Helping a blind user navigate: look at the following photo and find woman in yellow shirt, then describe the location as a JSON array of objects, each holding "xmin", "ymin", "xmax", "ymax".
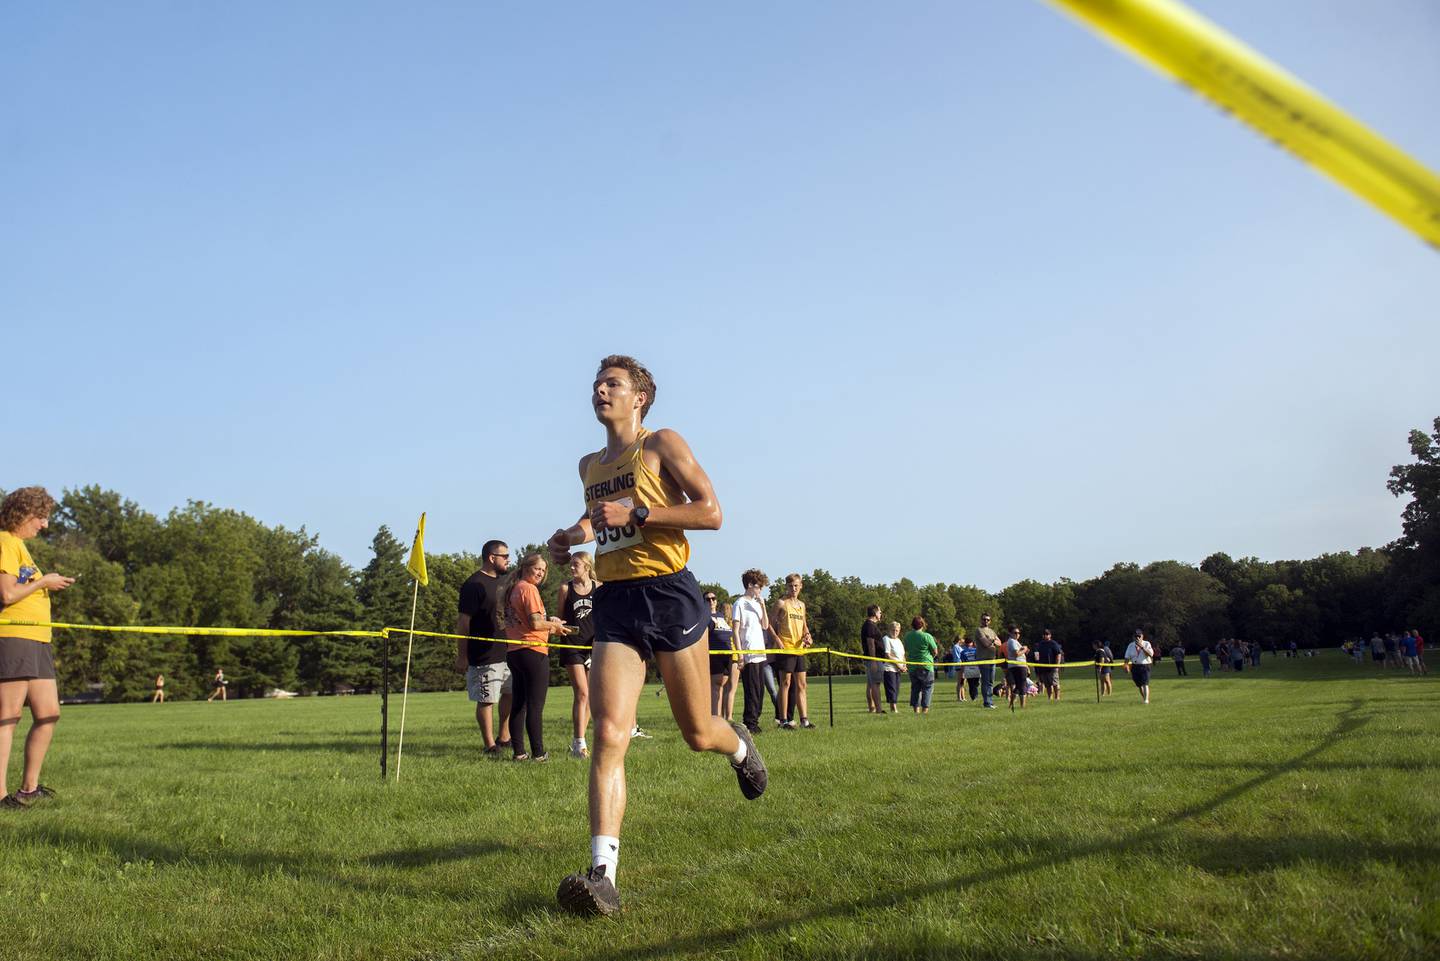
[{"xmin": 0, "ymin": 487, "xmax": 75, "ymax": 808}]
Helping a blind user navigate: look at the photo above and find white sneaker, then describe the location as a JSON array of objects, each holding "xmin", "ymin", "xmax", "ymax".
[
  {"xmin": 569, "ymin": 740, "xmax": 589, "ymax": 759},
  {"xmin": 630, "ymin": 726, "xmax": 652, "ymax": 739}
]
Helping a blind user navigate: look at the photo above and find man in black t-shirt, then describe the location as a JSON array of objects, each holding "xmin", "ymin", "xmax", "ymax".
[
  {"xmin": 860, "ymin": 605, "xmax": 885, "ymax": 714},
  {"xmin": 455, "ymin": 539, "xmax": 513, "ymax": 753},
  {"xmin": 1034, "ymin": 629, "xmax": 1064, "ymax": 701}
]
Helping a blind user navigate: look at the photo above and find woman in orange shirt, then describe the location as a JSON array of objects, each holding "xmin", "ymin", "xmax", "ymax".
[{"xmin": 503, "ymin": 553, "xmax": 574, "ymax": 761}]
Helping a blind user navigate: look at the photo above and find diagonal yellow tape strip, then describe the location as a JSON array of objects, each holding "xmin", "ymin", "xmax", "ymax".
[
  {"xmin": 0, "ymin": 619, "xmax": 1125, "ymax": 670},
  {"xmin": 0, "ymin": 619, "xmax": 383, "ymax": 638},
  {"xmin": 1046, "ymin": 0, "xmax": 1440, "ymax": 247},
  {"xmin": 830, "ymin": 650, "xmax": 1109, "ymax": 669},
  {"xmin": 0, "ymin": 619, "xmax": 829, "ymax": 656}
]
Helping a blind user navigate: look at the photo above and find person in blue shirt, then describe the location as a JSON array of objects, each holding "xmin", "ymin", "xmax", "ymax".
[
  {"xmin": 948, "ymin": 636, "xmax": 966, "ymax": 700},
  {"xmin": 1198, "ymin": 646, "xmax": 1212, "ymax": 678},
  {"xmin": 1400, "ymin": 632, "xmax": 1420, "ymax": 673},
  {"xmin": 958, "ymin": 638, "xmax": 980, "ymax": 702}
]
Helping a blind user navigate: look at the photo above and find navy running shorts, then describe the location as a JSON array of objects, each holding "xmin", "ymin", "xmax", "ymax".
[{"xmin": 591, "ymin": 568, "xmax": 708, "ymax": 661}]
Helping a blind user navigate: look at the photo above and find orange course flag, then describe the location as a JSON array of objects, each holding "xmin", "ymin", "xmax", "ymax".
[
  {"xmin": 406, "ymin": 513, "xmax": 428, "ymax": 587},
  {"xmin": 1045, "ymin": 0, "xmax": 1440, "ymax": 248}
]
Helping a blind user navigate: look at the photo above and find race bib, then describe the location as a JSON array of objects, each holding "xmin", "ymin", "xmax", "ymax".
[{"xmin": 594, "ymin": 497, "xmax": 646, "ymax": 556}]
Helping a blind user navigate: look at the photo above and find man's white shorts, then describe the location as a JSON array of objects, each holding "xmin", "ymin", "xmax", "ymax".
[{"xmin": 466, "ymin": 663, "xmax": 512, "ymax": 703}]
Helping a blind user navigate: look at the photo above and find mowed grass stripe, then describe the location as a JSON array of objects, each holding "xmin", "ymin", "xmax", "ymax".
[{"xmin": 0, "ymin": 653, "xmax": 1435, "ymax": 960}]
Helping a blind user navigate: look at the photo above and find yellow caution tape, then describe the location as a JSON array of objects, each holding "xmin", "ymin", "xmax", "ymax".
[
  {"xmin": 0, "ymin": 619, "xmax": 382, "ymax": 638},
  {"xmin": 401, "ymin": 627, "xmax": 590, "ymax": 653},
  {"xmin": 0, "ymin": 619, "xmax": 1120, "ymax": 672},
  {"xmin": 0, "ymin": 619, "xmax": 832, "ymax": 657},
  {"xmin": 830, "ymin": 650, "xmax": 1111, "ymax": 669},
  {"xmin": 1047, "ymin": 0, "xmax": 1440, "ymax": 247}
]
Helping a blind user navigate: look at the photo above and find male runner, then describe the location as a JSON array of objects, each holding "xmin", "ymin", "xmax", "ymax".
[
  {"xmin": 548, "ymin": 355, "xmax": 767, "ymax": 917},
  {"xmin": 454, "ymin": 540, "xmax": 513, "ymax": 753},
  {"xmin": 771, "ymin": 574, "xmax": 815, "ymax": 729}
]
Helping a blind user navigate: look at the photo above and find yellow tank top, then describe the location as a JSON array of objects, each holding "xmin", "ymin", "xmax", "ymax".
[
  {"xmin": 583, "ymin": 429, "xmax": 690, "ymax": 582},
  {"xmin": 0, "ymin": 531, "xmax": 51, "ymax": 643},
  {"xmin": 774, "ymin": 598, "xmax": 807, "ymax": 647}
]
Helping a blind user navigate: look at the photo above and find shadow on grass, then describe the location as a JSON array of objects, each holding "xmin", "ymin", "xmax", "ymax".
[
  {"xmin": 575, "ymin": 699, "xmax": 1399, "ymax": 960},
  {"xmin": 1050, "ymin": 758, "xmax": 1436, "ymax": 777},
  {"xmin": 804, "ymin": 930, "xmax": 1365, "ymax": 961},
  {"xmin": 155, "ymin": 737, "xmax": 476, "ymax": 760},
  {"xmin": 7, "ymin": 822, "xmax": 511, "ymax": 899}
]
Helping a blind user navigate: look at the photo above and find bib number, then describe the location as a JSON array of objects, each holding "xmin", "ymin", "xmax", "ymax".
[{"xmin": 594, "ymin": 497, "xmax": 646, "ymax": 556}]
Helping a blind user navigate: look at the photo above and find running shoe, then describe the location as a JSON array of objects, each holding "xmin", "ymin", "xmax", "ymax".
[
  {"xmin": 557, "ymin": 865, "xmax": 621, "ymax": 917},
  {"xmin": 569, "ymin": 741, "xmax": 590, "ymax": 759},
  {"xmin": 781, "ymin": 720, "xmax": 798, "ymax": 730},
  {"xmin": 532, "ymin": 753, "xmax": 549, "ymax": 763},
  {"xmin": 1, "ymin": 793, "xmax": 30, "ymax": 810},
  {"xmin": 799, "ymin": 719, "xmax": 817, "ymax": 730},
  {"xmin": 630, "ymin": 726, "xmax": 652, "ymax": 739},
  {"xmin": 482, "ymin": 744, "xmax": 502, "ymax": 756},
  {"xmin": 15, "ymin": 785, "xmax": 54, "ymax": 804},
  {"xmin": 728, "ymin": 722, "xmax": 768, "ymax": 800}
]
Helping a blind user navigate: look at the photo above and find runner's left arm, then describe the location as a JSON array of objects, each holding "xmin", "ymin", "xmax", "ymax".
[{"xmin": 617, "ymin": 427, "xmax": 722, "ymax": 531}]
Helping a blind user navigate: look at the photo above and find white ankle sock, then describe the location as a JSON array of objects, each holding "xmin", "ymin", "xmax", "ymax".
[
  {"xmin": 591, "ymin": 835, "xmax": 620, "ymax": 880},
  {"xmin": 729, "ymin": 738, "xmax": 747, "ymax": 765}
]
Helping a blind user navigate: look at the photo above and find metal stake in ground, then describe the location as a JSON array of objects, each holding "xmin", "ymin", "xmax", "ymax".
[
  {"xmin": 381, "ymin": 630, "xmax": 391, "ymax": 782},
  {"xmin": 827, "ymin": 647, "xmax": 834, "ymax": 727},
  {"xmin": 1095, "ymin": 662, "xmax": 1101, "ymax": 704}
]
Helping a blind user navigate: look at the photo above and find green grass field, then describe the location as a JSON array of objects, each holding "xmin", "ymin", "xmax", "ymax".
[{"xmin": 1, "ymin": 652, "xmax": 1435, "ymax": 960}]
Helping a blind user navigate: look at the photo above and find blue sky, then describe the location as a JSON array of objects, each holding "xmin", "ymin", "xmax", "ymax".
[{"xmin": 5, "ymin": 1, "xmax": 1438, "ymax": 593}]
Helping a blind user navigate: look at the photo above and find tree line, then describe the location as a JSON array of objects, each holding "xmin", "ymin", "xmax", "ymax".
[{"xmin": 13, "ymin": 416, "xmax": 1437, "ymax": 700}]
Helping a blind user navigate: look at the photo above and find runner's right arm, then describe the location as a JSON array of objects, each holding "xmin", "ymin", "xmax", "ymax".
[{"xmin": 548, "ymin": 455, "xmax": 599, "ymax": 565}]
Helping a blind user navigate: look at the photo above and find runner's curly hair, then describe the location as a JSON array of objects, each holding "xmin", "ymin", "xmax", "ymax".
[
  {"xmin": 741, "ymin": 568, "xmax": 769, "ymax": 589},
  {"xmin": 596, "ymin": 355, "xmax": 656, "ymax": 421},
  {"xmin": 0, "ymin": 486, "xmax": 56, "ymax": 533}
]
